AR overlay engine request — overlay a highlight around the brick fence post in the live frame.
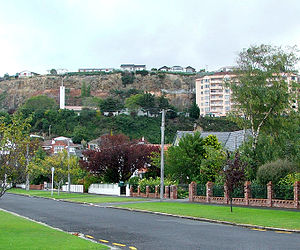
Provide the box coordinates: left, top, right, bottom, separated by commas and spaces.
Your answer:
224, 183, 229, 204
146, 186, 150, 198
244, 181, 251, 206
206, 182, 213, 203
294, 181, 300, 209
164, 186, 170, 199
137, 185, 141, 196
189, 182, 197, 202
155, 185, 159, 199
170, 185, 177, 199
267, 181, 273, 207
130, 186, 133, 196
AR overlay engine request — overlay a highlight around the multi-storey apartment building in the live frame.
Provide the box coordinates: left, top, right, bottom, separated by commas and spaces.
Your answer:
196, 71, 233, 117
196, 70, 299, 117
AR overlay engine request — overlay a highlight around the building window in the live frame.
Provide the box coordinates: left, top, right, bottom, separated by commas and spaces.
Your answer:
225, 106, 230, 111
201, 86, 203, 89
205, 96, 209, 100
225, 101, 230, 105
225, 95, 230, 100
205, 107, 210, 112
204, 90, 209, 94
205, 102, 209, 106
225, 89, 230, 93
205, 84, 209, 88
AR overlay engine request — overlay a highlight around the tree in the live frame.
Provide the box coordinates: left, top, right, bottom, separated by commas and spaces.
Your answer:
228, 44, 299, 150
99, 97, 124, 113
80, 134, 160, 183
125, 94, 143, 115
50, 69, 57, 75
139, 93, 156, 117
223, 153, 246, 212
121, 71, 135, 86
189, 102, 200, 119
0, 114, 31, 198
20, 95, 58, 113
31, 150, 80, 195
166, 132, 225, 184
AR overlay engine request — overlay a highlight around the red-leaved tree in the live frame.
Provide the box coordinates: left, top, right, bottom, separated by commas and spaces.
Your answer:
80, 134, 160, 183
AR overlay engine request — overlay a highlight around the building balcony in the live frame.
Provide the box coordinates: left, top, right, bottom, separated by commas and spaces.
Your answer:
210, 102, 223, 107
211, 95, 224, 100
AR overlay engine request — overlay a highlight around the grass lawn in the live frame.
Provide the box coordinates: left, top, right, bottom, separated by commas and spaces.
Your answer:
8, 188, 146, 203
116, 202, 300, 230
0, 210, 107, 249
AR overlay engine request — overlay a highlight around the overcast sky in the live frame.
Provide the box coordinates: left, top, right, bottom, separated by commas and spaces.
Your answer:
0, 0, 300, 76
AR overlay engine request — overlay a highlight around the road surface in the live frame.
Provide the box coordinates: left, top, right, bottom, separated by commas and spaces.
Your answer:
0, 194, 299, 250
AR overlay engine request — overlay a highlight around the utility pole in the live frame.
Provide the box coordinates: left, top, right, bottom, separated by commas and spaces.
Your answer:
67, 139, 71, 193
51, 167, 54, 196
25, 144, 30, 191
160, 109, 165, 200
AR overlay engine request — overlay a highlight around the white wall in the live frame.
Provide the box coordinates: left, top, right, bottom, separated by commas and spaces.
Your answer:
62, 184, 83, 193
88, 183, 130, 196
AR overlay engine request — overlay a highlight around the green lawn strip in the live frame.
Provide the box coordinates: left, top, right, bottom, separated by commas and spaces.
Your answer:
0, 210, 107, 249
116, 202, 300, 230
8, 188, 147, 203
64, 196, 147, 203
7, 188, 94, 199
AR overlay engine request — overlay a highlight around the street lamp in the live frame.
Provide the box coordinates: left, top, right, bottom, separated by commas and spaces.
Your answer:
160, 109, 165, 200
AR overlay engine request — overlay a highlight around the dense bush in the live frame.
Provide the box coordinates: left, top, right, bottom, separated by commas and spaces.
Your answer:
256, 159, 299, 185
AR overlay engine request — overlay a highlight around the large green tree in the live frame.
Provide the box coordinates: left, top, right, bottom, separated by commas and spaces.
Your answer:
228, 44, 299, 150
166, 132, 225, 184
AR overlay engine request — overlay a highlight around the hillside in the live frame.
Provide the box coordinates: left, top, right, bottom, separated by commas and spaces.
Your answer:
0, 72, 196, 111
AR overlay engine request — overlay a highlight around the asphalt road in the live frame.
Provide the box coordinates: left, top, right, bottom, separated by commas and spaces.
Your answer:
1, 194, 299, 250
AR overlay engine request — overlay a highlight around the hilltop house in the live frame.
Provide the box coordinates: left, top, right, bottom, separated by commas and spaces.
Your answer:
120, 64, 146, 71
17, 70, 39, 78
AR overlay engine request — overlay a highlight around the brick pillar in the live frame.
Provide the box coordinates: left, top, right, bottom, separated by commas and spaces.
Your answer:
130, 186, 133, 196
244, 181, 251, 206
294, 181, 300, 209
224, 183, 229, 204
155, 185, 159, 198
146, 186, 150, 198
267, 181, 273, 207
170, 185, 177, 199
189, 182, 196, 202
164, 186, 170, 199
137, 185, 141, 196
206, 182, 213, 203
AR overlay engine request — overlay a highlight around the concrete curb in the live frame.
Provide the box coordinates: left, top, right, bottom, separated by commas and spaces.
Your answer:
8, 192, 300, 234
107, 206, 300, 234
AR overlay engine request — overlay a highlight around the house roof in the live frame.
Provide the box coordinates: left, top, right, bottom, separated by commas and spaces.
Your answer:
173, 130, 251, 151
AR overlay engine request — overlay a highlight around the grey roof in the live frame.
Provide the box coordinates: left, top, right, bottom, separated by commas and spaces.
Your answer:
173, 130, 251, 152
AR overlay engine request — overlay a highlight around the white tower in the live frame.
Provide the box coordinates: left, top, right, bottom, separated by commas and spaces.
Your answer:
60, 85, 65, 109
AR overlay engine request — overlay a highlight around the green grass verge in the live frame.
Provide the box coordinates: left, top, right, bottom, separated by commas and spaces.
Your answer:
7, 188, 146, 203
0, 210, 107, 249
116, 202, 300, 230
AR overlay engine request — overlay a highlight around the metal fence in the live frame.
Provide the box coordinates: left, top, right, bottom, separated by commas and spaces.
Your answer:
213, 185, 224, 197
232, 186, 244, 198
196, 184, 206, 196
273, 184, 294, 200
250, 184, 267, 199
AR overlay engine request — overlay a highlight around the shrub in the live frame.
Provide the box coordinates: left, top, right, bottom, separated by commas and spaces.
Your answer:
138, 177, 177, 193
128, 176, 140, 192
257, 159, 299, 185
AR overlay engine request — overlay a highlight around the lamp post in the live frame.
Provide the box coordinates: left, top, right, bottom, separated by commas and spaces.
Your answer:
160, 109, 165, 200
51, 167, 54, 196
67, 140, 71, 193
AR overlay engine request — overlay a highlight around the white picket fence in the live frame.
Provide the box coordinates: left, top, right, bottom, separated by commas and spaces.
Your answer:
62, 184, 84, 193
16, 184, 26, 189
88, 183, 130, 196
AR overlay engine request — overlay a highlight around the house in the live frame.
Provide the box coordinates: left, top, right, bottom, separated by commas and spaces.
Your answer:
170, 66, 184, 72
158, 66, 170, 72
78, 68, 114, 73
17, 70, 39, 78
185, 66, 196, 73
120, 64, 146, 71
173, 130, 251, 152
42, 136, 81, 156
